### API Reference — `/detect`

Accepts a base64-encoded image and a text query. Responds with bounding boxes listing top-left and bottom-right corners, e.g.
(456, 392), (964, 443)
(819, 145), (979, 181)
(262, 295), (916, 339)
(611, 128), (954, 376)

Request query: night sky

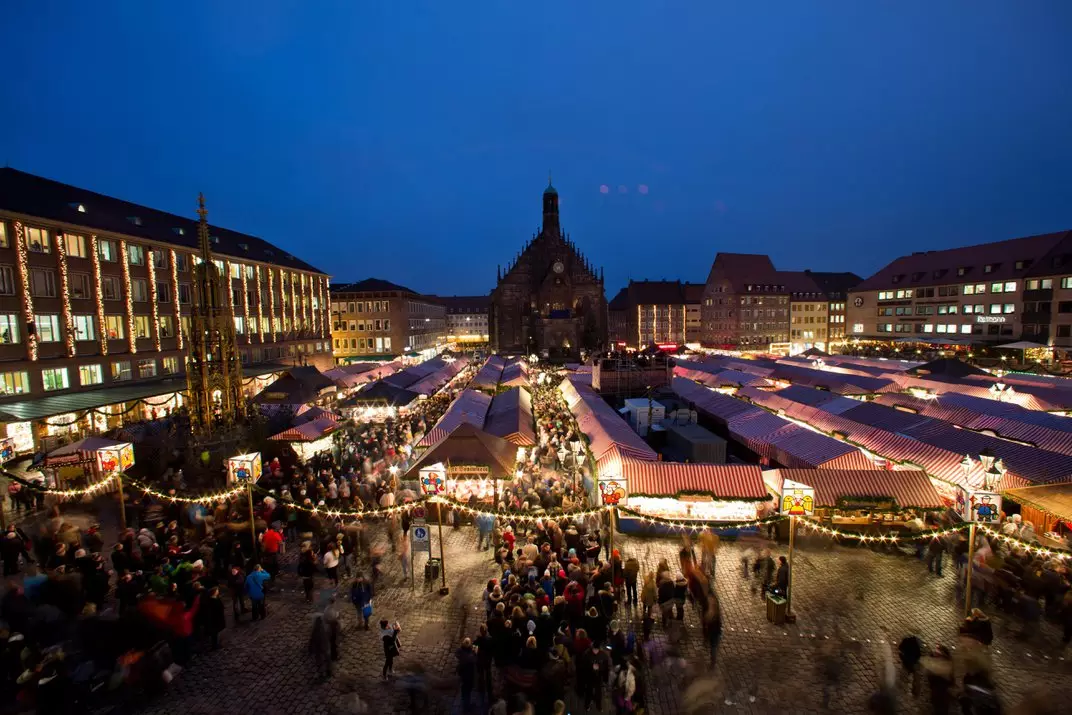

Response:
(2, 2), (1070, 296)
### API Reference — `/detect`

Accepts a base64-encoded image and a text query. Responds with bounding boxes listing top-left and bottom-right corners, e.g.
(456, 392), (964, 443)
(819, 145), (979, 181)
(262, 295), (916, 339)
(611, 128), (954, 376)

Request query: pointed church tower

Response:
(186, 193), (245, 434)
(542, 173), (560, 237)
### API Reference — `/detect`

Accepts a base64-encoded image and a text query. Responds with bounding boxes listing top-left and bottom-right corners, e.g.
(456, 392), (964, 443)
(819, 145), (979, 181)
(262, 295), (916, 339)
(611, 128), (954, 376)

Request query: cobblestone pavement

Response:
(135, 524), (1072, 715)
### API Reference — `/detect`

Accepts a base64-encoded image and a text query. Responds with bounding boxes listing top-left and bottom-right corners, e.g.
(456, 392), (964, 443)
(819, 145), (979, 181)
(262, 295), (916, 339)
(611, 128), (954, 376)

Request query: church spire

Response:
(196, 192), (213, 263)
(542, 177), (560, 236)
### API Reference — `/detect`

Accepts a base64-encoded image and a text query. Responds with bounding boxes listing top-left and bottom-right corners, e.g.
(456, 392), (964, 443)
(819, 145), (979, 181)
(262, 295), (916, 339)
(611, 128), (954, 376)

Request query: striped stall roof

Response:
(672, 377), (763, 424)
(269, 416), (340, 443)
(838, 403), (936, 433)
(499, 361), (531, 389)
(769, 364), (900, 395)
(815, 396), (869, 415)
(598, 448), (768, 500)
(563, 380), (657, 463)
(767, 428), (873, 470)
(471, 357), (506, 391)
(775, 384), (846, 408)
(772, 468), (944, 509)
(408, 356), (469, 396)
(483, 387), (536, 446)
(737, 386), (796, 413)
(418, 389), (493, 448)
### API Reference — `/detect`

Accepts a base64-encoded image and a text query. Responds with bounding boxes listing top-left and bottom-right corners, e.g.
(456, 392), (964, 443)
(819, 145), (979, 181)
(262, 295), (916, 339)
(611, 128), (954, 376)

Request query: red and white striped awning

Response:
(598, 448), (767, 500)
(772, 468), (944, 509)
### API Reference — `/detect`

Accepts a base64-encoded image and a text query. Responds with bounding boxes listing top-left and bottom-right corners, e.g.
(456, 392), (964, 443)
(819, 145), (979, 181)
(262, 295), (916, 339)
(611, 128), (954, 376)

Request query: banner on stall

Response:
(780, 479), (815, 517)
(957, 487), (1002, 524)
(96, 442), (135, 475)
(420, 465), (446, 495)
(227, 453), (263, 485)
(598, 476), (627, 506)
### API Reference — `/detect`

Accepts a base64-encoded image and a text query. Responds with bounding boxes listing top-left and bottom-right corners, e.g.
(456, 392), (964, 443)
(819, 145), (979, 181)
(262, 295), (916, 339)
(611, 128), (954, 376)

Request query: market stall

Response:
(268, 416), (341, 461)
(404, 423), (519, 505)
(40, 436), (134, 495)
(1001, 483), (1072, 551)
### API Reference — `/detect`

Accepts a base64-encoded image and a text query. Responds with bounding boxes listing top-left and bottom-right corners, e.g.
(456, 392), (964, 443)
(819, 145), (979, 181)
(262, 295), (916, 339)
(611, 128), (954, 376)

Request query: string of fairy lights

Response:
(54, 232), (77, 358)
(616, 505), (785, 531)
(797, 516), (971, 544)
(978, 524), (1072, 561)
(13, 222), (38, 362)
(119, 239), (136, 354)
(91, 235), (109, 356)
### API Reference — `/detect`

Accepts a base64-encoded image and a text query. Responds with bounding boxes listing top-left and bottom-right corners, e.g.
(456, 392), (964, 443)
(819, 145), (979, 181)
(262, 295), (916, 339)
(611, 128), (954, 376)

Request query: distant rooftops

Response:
(854, 230), (1072, 292)
(330, 278), (418, 295)
(0, 167), (324, 274)
(428, 295), (491, 313)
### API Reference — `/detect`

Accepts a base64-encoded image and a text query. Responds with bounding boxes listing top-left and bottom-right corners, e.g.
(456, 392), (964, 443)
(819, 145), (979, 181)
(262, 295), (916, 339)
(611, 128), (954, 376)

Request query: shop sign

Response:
(227, 453), (263, 484)
(447, 464), (490, 476)
(780, 479), (815, 516)
(420, 466), (446, 495)
(96, 442), (135, 475)
(598, 477), (627, 506)
(975, 316), (1006, 324)
(956, 487), (1002, 524)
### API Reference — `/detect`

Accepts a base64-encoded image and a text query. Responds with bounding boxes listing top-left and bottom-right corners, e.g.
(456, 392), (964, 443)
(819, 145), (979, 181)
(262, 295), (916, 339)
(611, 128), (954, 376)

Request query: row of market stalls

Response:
(337, 356), (472, 421)
(470, 356), (532, 393)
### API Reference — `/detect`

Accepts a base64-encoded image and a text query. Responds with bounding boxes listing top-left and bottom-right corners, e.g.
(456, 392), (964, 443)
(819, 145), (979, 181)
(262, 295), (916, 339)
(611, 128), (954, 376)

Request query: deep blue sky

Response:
(3, 2), (1071, 296)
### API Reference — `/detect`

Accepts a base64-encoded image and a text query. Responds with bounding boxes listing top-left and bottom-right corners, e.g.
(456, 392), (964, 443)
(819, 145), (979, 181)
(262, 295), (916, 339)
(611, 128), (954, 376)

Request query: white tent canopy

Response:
(996, 341), (1050, 350)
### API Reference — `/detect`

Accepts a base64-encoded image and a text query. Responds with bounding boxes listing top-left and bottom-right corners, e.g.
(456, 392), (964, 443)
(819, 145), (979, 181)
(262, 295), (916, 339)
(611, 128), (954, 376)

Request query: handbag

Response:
(362, 600), (373, 618)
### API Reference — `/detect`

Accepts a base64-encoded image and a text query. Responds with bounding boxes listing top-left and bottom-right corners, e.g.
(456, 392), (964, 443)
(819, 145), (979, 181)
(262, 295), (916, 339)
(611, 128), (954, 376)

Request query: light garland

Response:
(312, 274), (319, 336)
(13, 222), (37, 361)
(170, 249), (182, 350)
(124, 475), (245, 505)
(268, 267), (276, 342)
(54, 231), (76, 357)
(119, 240), (136, 354)
(977, 524), (1071, 561)
(432, 494), (610, 524)
(798, 516), (969, 543)
(319, 277), (328, 338)
(253, 485), (419, 519)
(10, 472), (118, 499)
(289, 272), (297, 333)
(241, 263), (251, 344)
(147, 250), (161, 352)
(90, 235), (108, 356)
(255, 266), (265, 344)
(617, 505), (785, 531)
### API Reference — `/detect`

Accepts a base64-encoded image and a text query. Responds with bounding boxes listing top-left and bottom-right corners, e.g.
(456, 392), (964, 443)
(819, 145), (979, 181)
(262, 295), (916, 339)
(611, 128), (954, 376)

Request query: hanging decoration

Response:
(255, 265), (265, 343)
(268, 267), (276, 342)
(95, 442), (135, 475)
(977, 524), (1071, 561)
(147, 250), (161, 352)
(54, 231), (77, 357)
(91, 235), (108, 355)
(124, 475), (245, 504)
(13, 222), (38, 361)
(241, 263), (251, 344)
(798, 517), (969, 543)
(616, 504), (785, 531)
(226, 452), (263, 485)
(432, 494), (610, 524)
(119, 239), (136, 353)
(170, 249), (183, 350)
(4, 470), (118, 499)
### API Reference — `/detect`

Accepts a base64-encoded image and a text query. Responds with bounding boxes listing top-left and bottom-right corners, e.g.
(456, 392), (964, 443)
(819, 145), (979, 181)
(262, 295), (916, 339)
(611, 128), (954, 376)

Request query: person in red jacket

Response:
(564, 580), (585, 623)
(261, 526), (284, 578)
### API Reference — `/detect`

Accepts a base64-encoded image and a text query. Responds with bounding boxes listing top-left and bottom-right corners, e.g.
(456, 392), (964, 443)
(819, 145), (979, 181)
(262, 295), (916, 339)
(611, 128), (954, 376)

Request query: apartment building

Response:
(330, 279), (446, 360)
(431, 295), (490, 345)
(684, 282), (705, 344)
(846, 231), (1072, 346)
(607, 280), (692, 349)
(0, 168), (331, 451)
(700, 254), (790, 348)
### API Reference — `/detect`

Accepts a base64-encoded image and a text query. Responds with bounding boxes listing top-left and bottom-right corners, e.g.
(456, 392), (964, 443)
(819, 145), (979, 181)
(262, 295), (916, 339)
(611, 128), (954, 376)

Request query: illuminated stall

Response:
(41, 436), (134, 494)
(405, 423), (519, 505)
(269, 417), (340, 461)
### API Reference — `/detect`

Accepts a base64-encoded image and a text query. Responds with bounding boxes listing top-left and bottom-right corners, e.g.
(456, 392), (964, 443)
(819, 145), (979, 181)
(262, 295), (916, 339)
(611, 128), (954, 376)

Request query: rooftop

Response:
(0, 168), (324, 274)
(330, 278), (418, 295)
(854, 230), (1072, 292)
(428, 295), (491, 312)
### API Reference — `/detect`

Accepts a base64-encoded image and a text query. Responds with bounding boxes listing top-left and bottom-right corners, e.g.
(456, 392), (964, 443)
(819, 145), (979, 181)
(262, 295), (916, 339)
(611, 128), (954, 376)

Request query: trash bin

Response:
(766, 594), (787, 625)
(424, 558), (441, 582)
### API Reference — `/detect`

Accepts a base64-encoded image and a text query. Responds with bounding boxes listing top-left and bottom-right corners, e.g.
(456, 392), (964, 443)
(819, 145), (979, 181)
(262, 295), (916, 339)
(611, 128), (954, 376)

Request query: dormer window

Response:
(1014, 259), (1031, 270)
(127, 216), (142, 226)
(264, 249), (275, 257)
(891, 274), (902, 284)
(173, 227), (185, 236)
(211, 235), (220, 244)
(912, 272), (924, 282)
(984, 263), (999, 273)
(958, 266), (970, 276)
(932, 269), (947, 279)
(69, 202), (86, 213)
(238, 243), (249, 251)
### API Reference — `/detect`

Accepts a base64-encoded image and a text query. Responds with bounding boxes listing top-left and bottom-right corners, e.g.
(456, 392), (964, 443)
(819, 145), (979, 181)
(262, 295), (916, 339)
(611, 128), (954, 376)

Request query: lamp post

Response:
(961, 450), (1006, 617)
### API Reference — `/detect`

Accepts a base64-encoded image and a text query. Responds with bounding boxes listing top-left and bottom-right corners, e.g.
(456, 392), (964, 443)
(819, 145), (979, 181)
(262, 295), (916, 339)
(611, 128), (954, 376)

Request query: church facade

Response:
(489, 181), (607, 358)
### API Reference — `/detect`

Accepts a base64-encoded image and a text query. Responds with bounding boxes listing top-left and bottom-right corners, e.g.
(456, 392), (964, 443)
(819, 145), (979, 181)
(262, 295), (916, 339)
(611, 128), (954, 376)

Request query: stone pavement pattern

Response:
(135, 524), (1072, 715)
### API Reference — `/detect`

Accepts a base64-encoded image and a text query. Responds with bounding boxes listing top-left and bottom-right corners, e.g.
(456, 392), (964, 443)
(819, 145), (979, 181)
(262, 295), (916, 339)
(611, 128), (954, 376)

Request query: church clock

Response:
(553, 261), (564, 274)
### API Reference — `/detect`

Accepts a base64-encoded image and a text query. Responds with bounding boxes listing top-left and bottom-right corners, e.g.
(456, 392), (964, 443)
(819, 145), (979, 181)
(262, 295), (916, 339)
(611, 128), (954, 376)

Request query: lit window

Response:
(162, 357), (179, 374)
(152, 249), (168, 269)
(0, 315), (19, 344)
(25, 226), (50, 253)
(1004, 282), (1016, 292)
(1062, 277), (1072, 289)
(112, 361), (132, 381)
(0, 223), (6, 248)
(64, 233), (88, 258)
(78, 364), (103, 386)
(0, 371), (29, 395)
(137, 359), (157, 379)
(34, 314), (61, 342)
(41, 367), (70, 391)
(989, 304), (1002, 314)
(1003, 304), (1015, 314)
(104, 315), (125, 339)
(991, 283), (1003, 294)
(134, 315), (152, 339)
(131, 278), (148, 302)
(98, 239), (117, 262)
(960, 325), (972, 334)
(72, 315), (96, 341)
(127, 244), (145, 265)
(158, 316), (174, 338)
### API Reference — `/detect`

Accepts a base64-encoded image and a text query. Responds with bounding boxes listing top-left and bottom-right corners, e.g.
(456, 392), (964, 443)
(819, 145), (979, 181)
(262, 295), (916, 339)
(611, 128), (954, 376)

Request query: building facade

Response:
(489, 181), (607, 358)
(785, 271), (861, 354)
(0, 168), (330, 450)
(432, 295), (490, 345)
(846, 231), (1072, 347)
(684, 282), (705, 344)
(607, 280), (693, 349)
(330, 279), (445, 360)
(700, 254), (789, 348)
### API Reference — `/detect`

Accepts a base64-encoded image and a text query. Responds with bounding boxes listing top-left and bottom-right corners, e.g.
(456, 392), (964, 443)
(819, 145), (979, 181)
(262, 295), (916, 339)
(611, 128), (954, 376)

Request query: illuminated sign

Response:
(96, 442), (135, 475)
(598, 477), (627, 506)
(975, 316), (1006, 324)
(656, 343), (678, 351)
(956, 487), (1002, 524)
(227, 453), (263, 484)
(780, 479), (815, 516)
(419, 466), (446, 495)
(447, 465), (490, 476)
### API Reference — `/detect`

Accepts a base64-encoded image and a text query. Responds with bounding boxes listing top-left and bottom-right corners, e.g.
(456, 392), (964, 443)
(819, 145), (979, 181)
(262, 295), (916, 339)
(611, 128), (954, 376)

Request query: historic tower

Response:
(186, 193), (244, 434)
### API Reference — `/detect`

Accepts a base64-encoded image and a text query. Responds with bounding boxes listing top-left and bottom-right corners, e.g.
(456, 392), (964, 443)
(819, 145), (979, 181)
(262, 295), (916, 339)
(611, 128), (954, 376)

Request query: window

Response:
(383, 319), (390, 330)
(0, 266), (15, 296)
(963, 284), (987, 295)
(384, 337), (391, 351)
(137, 359), (157, 379)
(34, 314), (61, 342)
(152, 249), (167, 269)
(131, 278), (148, 302)
(102, 276), (122, 300)
(984, 264), (994, 273)
(382, 300), (389, 312)
(231, 287), (242, 305)
(127, 244), (145, 265)
(111, 361), (132, 381)
(64, 233), (88, 258)
(98, 239), (118, 261)
(178, 283), (192, 305)
(176, 253), (188, 272)
(0, 371), (29, 396)
(158, 316), (174, 338)
(1025, 278), (1053, 290)
(1003, 303), (1015, 314)
(25, 227), (50, 253)
(895, 289), (913, 299)
(162, 357), (179, 374)
(30, 268), (57, 298)
(960, 325), (972, 334)
(234, 316), (245, 334)
(374, 319), (382, 331)
(156, 281), (171, 303)
(70, 272), (91, 299)
(0, 315), (20, 344)
(245, 265), (255, 279)
(1004, 281), (1016, 292)
(989, 304), (1002, 314)
(230, 263), (242, 279)
(0, 223), (6, 248)
(990, 283), (1004, 294)
(1062, 277), (1072, 290)
(1058, 325), (1071, 338)
(134, 315), (151, 339)
(181, 316), (191, 338)
(72, 315), (96, 341)
(104, 315), (125, 339)
(212, 259), (224, 276)
(41, 367), (69, 391)
(78, 364), (103, 386)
